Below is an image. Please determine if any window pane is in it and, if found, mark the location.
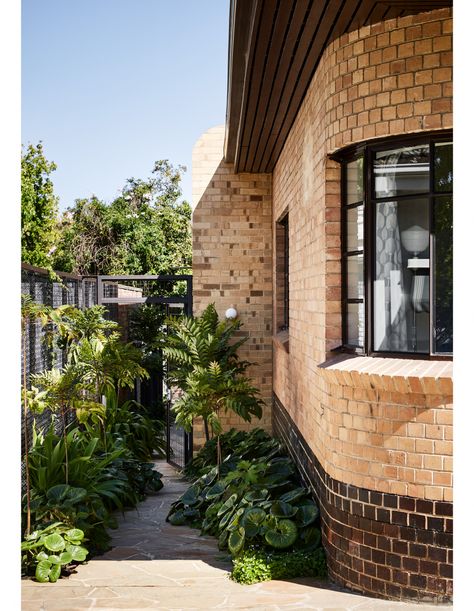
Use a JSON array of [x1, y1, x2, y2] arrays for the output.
[[347, 157, 364, 204], [374, 145, 429, 198], [373, 198, 429, 353], [346, 302, 364, 348], [434, 142, 453, 192], [346, 205, 364, 252], [434, 195, 453, 353], [346, 255, 364, 299]]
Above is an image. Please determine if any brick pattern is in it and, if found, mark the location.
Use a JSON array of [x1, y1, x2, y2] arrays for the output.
[[273, 395, 452, 602], [192, 126, 273, 448], [272, 7, 453, 502], [315, 357, 453, 502]]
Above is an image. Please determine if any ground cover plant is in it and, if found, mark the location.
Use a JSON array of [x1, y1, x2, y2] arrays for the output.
[[167, 428, 327, 584], [21, 300, 165, 582]]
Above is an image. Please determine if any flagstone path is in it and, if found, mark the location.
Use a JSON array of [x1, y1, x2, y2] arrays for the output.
[[22, 461, 453, 610]]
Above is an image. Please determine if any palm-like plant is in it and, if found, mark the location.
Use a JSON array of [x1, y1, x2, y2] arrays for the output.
[[163, 304, 263, 465]]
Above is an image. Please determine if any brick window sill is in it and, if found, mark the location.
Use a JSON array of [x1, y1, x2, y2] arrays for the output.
[[273, 329, 289, 353], [317, 354, 452, 395]]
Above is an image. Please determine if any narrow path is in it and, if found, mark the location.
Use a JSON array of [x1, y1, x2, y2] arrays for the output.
[[22, 462, 452, 610]]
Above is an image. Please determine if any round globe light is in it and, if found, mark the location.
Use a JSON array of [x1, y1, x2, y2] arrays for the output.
[[225, 306, 238, 320]]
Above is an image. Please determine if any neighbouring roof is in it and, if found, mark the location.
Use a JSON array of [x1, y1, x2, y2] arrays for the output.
[[224, 0, 452, 174]]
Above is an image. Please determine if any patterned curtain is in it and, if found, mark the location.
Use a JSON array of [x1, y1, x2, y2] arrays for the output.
[[374, 152, 407, 351]]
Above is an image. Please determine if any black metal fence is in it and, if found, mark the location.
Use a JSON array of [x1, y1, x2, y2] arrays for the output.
[[96, 274, 193, 469], [21, 264, 97, 456], [21, 266, 193, 472]]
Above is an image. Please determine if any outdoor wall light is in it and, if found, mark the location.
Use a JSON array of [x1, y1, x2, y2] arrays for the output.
[[225, 305, 238, 320]]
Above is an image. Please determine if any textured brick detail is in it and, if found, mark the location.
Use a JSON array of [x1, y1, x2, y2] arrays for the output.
[[272, 8, 453, 503], [273, 396, 452, 603], [192, 126, 273, 448]]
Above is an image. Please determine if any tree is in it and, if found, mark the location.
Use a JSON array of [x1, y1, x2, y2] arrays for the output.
[[52, 160, 192, 275], [21, 143, 59, 268], [163, 304, 264, 466]]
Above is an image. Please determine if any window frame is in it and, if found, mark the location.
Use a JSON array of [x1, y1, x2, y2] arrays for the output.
[[333, 130, 453, 360], [276, 212, 289, 333]]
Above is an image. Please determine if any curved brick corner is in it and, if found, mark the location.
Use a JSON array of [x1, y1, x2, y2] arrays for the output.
[[273, 395, 452, 602]]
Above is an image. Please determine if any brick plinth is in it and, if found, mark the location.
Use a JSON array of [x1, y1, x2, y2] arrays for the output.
[[273, 396, 452, 602]]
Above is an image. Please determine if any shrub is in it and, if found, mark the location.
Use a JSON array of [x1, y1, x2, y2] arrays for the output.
[[231, 547, 327, 584], [167, 429, 327, 583]]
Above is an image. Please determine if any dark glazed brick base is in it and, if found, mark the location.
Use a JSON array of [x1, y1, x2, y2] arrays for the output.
[[272, 395, 453, 602]]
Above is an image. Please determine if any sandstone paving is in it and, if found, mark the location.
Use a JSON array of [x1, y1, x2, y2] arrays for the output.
[[22, 461, 453, 611]]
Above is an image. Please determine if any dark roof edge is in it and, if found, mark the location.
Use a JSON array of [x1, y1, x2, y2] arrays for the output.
[[224, 0, 255, 163]]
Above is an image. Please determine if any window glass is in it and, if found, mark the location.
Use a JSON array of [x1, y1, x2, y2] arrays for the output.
[[434, 195, 453, 353], [346, 302, 365, 348], [434, 142, 453, 192], [346, 255, 364, 300], [347, 157, 364, 204], [346, 205, 364, 252], [374, 145, 429, 198], [373, 197, 430, 353]]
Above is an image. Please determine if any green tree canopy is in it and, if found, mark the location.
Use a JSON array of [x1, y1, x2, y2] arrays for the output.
[[52, 160, 192, 275], [21, 142, 59, 268]]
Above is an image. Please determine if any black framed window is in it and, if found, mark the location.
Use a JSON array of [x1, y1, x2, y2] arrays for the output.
[[276, 213, 289, 332], [338, 132, 452, 357]]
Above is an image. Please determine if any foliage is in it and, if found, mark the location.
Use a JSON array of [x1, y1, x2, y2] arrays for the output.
[[163, 304, 263, 453], [21, 142, 59, 269], [167, 429, 326, 583], [230, 547, 327, 585], [21, 294, 53, 535], [21, 299, 167, 581], [52, 160, 192, 275], [21, 522, 89, 583], [97, 387, 166, 461], [183, 428, 273, 479], [129, 304, 165, 371]]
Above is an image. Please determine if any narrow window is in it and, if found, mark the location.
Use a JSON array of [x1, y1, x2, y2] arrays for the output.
[[276, 213, 289, 332], [343, 156, 365, 350]]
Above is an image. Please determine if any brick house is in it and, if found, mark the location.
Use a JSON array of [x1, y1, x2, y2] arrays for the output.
[[192, 1, 452, 602]]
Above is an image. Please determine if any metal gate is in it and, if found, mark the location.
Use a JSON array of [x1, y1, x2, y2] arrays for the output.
[[96, 274, 193, 469]]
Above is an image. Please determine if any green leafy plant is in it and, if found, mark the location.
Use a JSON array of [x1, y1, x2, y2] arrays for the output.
[[167, 429, 325, 579], [231, 547, 327, 585], [164, 304, 264, 465], [21, 142, 59, 270], [52, 160, 192, 276], [21, 294, 51, 535], [21, 522, 89, 582]]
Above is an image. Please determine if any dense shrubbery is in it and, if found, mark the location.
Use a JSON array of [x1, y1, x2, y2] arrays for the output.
[[167, 428, 327, 584], [21, 301, 165, 582]]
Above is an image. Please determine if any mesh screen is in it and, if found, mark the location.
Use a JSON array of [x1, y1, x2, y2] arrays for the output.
[[21, 268, 97, 477]]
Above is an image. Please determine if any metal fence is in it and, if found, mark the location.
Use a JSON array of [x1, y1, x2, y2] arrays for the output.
[[21, 264, 97, 456]]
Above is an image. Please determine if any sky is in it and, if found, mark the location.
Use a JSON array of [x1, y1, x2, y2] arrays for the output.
[[22, 0, 229, 210]]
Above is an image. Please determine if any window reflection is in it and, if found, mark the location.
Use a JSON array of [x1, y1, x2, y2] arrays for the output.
[[374, 146, 429, 198]]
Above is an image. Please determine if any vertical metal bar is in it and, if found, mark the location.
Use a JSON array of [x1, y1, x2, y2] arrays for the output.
[[97, 276, 103, 306]]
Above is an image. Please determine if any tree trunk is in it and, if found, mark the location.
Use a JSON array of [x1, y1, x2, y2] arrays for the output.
[[204, 418, 210, 443]]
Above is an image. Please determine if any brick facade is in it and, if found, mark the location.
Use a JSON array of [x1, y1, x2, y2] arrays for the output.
[[192, 126, 273, 448], [192, 7, 453, 601]]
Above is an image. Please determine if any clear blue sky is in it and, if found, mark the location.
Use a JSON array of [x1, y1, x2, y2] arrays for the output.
[[22, 0, 229, 210]]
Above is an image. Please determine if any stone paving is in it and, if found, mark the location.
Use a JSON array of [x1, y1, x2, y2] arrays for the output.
[[22, 462, 453, 611]]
